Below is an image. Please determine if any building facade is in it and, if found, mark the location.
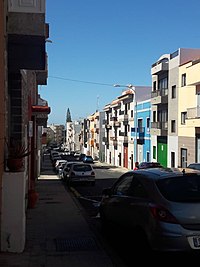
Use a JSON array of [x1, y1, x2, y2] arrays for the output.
[[151, 48, 200, 168], [1, 0, 50, 252]]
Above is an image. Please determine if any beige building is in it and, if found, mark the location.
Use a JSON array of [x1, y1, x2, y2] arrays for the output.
[[178, 59, 200, 165]]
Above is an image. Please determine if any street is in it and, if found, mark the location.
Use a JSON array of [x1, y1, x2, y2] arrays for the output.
[[65, 161, 200, 264], [42, 153, 200, 265]]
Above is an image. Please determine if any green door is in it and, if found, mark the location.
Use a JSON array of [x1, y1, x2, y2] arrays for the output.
[[157, 141, 167, 167]]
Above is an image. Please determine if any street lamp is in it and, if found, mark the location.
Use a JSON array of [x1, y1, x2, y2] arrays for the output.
[[113, 83, 135, 89]]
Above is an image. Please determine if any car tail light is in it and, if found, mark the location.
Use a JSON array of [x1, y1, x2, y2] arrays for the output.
[[149, 204, 178, 224], [91, 171, 95, 176]]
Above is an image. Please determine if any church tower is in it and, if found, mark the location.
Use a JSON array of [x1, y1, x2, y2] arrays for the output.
[[65, 108, 74, 151]]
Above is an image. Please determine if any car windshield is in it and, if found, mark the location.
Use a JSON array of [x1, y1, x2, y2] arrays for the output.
[[156, 174, 200, 202], [73, 165, 92, 172]]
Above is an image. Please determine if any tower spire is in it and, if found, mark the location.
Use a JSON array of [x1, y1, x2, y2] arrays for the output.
[[66, 108, 72, 122]]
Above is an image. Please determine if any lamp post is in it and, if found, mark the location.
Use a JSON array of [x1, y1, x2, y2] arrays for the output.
[[113, 83, 135, 90]]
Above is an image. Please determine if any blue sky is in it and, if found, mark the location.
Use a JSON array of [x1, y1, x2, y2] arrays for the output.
[[40, 0, 200, 125]]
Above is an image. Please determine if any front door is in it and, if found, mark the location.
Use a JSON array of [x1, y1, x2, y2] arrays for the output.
[[123, 146, 128, 168], [181, 148, 187, 168]]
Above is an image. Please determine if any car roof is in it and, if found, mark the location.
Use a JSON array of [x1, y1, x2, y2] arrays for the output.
[[188, 163, 200, 166], [71, 162, 93, 166], [124, 168, 186, 181]]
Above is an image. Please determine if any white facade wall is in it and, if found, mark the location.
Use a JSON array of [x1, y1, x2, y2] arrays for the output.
[[168, 135, 179, 167], [151, 135, 157, 161]]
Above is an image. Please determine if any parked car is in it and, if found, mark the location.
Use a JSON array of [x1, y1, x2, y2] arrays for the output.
[[78, 153, 86, 161], [61, 161, 78, 180], [99, 168, 200, 252], [136, 161, 163, 169], [57, 161, 68, 177], [82, 155, 94, 164], [54, 159, 67, 173], [187, 163, 200, 171], [66, 163, 95, 186]]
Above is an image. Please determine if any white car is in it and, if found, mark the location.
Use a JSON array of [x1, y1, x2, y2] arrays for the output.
[[67, 163, 95, 186], [61, 161, 78, 180], [54, 159, 67, 173]]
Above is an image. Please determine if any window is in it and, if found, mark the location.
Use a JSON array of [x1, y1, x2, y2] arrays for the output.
[[153, 146, 156, 159], [171, 152, 175, 168], [172, 85, 176, 98], [138, 118, 143, 132], [158, 77, 168, 89], [153, 111, 156, 122], [181, 73, 186, 87], [146, 151, 150, 162], [181, 112, 187, 124], [131, 110, 133, 117], [147, 117, 150, 131], [129, 177, 148, 198], [153, 81, 156, 91], [113, 174, 133, 196], [171, 120, 176, 133]]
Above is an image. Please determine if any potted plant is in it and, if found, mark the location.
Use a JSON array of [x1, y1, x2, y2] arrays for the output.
[[6, 139, 31, 172]]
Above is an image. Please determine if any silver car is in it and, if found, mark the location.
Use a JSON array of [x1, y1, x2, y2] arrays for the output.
[[99, 168, 200, 252]]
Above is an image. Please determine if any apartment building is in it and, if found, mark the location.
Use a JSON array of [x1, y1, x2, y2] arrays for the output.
[[178, 58, 200, 166], [132, 98, 151, 164], [101, 86, 152, 169], [151, 48, 200, 168], [48, 124, 65, 146], [0, 0, 50, 252]]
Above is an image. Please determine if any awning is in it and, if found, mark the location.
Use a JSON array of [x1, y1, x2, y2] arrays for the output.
[[32, 105, 51, 115]]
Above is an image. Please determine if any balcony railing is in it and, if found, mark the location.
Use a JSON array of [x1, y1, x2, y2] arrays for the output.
[[151, 121, 168, 130], [187, 107, 200, 119], [151, 88, 168, 98], [114, 121, 121, 127]]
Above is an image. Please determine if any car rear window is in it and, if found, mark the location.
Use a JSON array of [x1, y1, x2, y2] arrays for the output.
[[73, 165, 92, 172], [188, 164, 200, 170], [156, 175, 200, 202]]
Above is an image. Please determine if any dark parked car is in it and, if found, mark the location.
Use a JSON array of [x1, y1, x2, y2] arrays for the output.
[[82, 155, 94, 164], [136, 161, 163, 169], [99, 168, 200, 252]]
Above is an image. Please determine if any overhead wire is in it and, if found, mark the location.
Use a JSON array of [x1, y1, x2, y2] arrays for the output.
[[48, 76, 115, 87]]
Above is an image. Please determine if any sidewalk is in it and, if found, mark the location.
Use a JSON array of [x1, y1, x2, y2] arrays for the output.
[[0, 158, 118, 267]]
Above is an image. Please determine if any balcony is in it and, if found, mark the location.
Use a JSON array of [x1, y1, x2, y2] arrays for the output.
[[184, 107, 200, 127], [187, 59, 200, 86], [151, 89, 168, 105], [151, 60, 168, 75], [110, 136, 117, 141], [36, 53, 48, 85], [8, 35, 46, 71], [119, 131, 128, 144], [150, 121, 168, 136], [114, 121, 121, 127], [187, 107, 200, 119], [105, 124, 112, 130]]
